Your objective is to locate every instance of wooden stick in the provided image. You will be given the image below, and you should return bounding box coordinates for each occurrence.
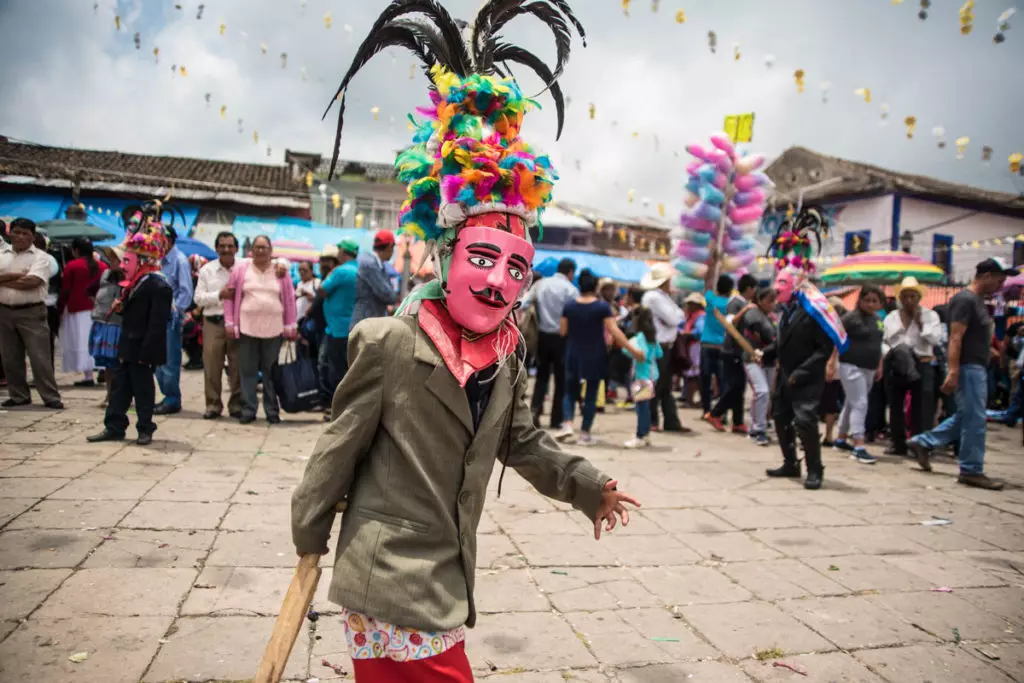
[713,307,761,360]
[254,554,322,683]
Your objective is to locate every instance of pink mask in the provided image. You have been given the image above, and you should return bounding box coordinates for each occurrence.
[446,218,534,334]
[120,251,141,285]
[774,268,801,304]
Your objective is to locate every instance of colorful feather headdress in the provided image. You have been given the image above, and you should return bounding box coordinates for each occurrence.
[767,206,830,273]
[323,0,583,244]
[120,198,182,263]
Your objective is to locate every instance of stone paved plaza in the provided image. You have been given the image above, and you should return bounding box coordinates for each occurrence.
[1,369,1023,682]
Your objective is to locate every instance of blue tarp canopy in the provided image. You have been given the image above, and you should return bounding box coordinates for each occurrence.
[230,216,377,257]
[532,249,651,284]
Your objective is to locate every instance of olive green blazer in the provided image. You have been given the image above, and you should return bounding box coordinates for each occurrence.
[291,315,610,632]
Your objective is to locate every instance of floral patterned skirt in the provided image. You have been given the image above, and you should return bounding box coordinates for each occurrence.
[342,608,465,661]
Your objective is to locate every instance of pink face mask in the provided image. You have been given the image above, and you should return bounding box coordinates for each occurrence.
[120,251,141,285]
[446,218,534,334]
[774,268,800,304]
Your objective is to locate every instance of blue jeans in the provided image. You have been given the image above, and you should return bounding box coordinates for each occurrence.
[911,364,987,475]
[155,313,183,409]
[636,399,653,438]
[699,345,724,415]
[564,367,600,432]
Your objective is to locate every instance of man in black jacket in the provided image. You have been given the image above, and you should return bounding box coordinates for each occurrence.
[763,207,847,490]
[88,219,173,446]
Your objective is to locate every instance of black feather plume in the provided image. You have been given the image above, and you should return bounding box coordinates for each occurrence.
[491,43,566,140]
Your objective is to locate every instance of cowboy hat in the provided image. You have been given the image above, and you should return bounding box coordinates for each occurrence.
[641,263,674,291]
[319,244,340,260]
[684,292,706,307]
[896,276,927,298]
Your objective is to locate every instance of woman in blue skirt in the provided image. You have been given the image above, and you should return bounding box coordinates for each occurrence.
[89,246,125,406]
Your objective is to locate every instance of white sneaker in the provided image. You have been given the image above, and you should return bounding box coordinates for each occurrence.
[554,424,575,442]
[624,437,650,449]
[577,433,596,446]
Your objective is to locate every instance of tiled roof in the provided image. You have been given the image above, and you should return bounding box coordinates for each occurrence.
[766,146,1024,217]
[0,140,308,197]
[317,158,398,183]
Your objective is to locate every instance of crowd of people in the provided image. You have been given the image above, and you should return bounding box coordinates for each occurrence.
[522,251,1021,492]
[0,215,403,441]
[1,212,1020,491]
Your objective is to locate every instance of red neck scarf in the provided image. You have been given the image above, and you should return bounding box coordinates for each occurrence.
[111,263,162,315]
[418,299,520,387]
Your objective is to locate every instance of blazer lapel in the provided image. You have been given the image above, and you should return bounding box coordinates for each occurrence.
[414,325,474,434]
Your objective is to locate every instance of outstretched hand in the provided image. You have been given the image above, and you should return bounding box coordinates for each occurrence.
[593,479,641,540]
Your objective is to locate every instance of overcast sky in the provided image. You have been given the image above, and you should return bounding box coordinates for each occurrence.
[1,0,1021,218]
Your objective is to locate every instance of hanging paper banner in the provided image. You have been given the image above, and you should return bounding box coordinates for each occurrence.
[723,113,755,143]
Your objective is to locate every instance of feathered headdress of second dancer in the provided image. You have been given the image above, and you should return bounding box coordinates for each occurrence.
[112,200,173,314]
[768,206,849,353]
[324,0,584,385]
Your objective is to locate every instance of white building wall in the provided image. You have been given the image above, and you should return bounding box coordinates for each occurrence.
[898,198,1024,283]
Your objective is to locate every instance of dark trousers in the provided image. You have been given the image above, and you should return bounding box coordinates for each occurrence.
[46,304,59,367]
[866,376,888,438]
[773,372,824,474]
[105,360,156,437]
[650,344,683,431]
[563,366,601,432]
[531,332,566,427]
[238,334,282,420]
[324,335,350,400]
[699,345,724,415]
[886,358,935,451]
[710,352,746,425]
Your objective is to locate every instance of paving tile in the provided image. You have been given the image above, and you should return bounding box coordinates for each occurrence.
[642,509,738,534]
[0,568,72,620]
[742,651,886,682]
[119,500,228,530]
[801,555,934,593]
[0,477,71,499]
[0,529,102,569]
[854,644,1014,683]
[720,559,849,600]
[220,502,291,530]
[143,615,307,681]
[466,611,597,670]
[614,606,719,660]
[0,459,96,478]
[35,567,196,617]
[533,566,659,612]
[498,510,597,535]
[774,505,870,528]
[206,527,300,567]
[161,462,250,484]
[871,591,1021,643]
[710,506,811,530]
[6,498,136,530]
[0,497,38,526]
[48,473,155,500]
[778,595,934,650]
[30,441,123,461]
[566,609,709,667]
[680,601,834,660]
[955,586,1024,628]
[91,461,175,480]
[823,525,932,556]
[950,521,1024,552]
[617,661,753,682]
[143,478,239,502]
[475,568,550,613]
[82,529,216,568]
[892,524,1001,552]
[597,534,702,566]
[515,533,617,567]
[229,479,295,504]
[752,528,859,558]
[477,532,527,569]
[883,552,1008,589]
[181,566,320,616]
[676,532,784,562]
[0,616,172,683]
[632,565,753,606]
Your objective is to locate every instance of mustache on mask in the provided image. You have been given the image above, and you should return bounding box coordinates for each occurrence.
[469,286,509,307]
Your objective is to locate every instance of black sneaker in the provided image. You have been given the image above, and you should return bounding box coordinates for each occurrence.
[766,463,801,478]
[907,441,932,472]
[804,471,824,490]
[86,430,125,443]
[833,439,856,452]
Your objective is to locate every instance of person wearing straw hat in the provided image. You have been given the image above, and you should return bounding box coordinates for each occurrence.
[908,258,1019,490]
[679,292,707,408]
[882,276,943,456]
[641,262,689,433]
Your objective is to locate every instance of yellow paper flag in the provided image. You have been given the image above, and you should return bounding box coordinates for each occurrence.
[675,10,686,23]
[723,113,755,143]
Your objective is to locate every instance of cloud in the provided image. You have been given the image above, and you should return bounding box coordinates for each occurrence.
[1,0,1021,219]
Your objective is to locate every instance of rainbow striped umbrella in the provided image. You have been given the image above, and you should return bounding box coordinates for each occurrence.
[820,251,946,285]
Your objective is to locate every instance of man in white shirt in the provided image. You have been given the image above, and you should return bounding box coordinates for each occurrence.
[0,218,63,409]
[641,263,688,433]
[882,277,943,455]
[522,258,578,428]
[192,231,242,420]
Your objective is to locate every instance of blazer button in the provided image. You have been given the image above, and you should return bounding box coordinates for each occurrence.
[459,490,472,506]
[460,532,468,546]
[465,452,475,466]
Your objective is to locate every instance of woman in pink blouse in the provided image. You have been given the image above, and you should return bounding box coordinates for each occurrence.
[223,235,297,424]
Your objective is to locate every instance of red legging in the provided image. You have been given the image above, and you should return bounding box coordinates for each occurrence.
[352,641,474,682]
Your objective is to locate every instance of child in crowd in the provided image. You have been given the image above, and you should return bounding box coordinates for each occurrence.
[625,307,663,449]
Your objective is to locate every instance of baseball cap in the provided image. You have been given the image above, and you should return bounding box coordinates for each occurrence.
[338,238,360,257]
[373,229,396,249]
[976,257,1020,277]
